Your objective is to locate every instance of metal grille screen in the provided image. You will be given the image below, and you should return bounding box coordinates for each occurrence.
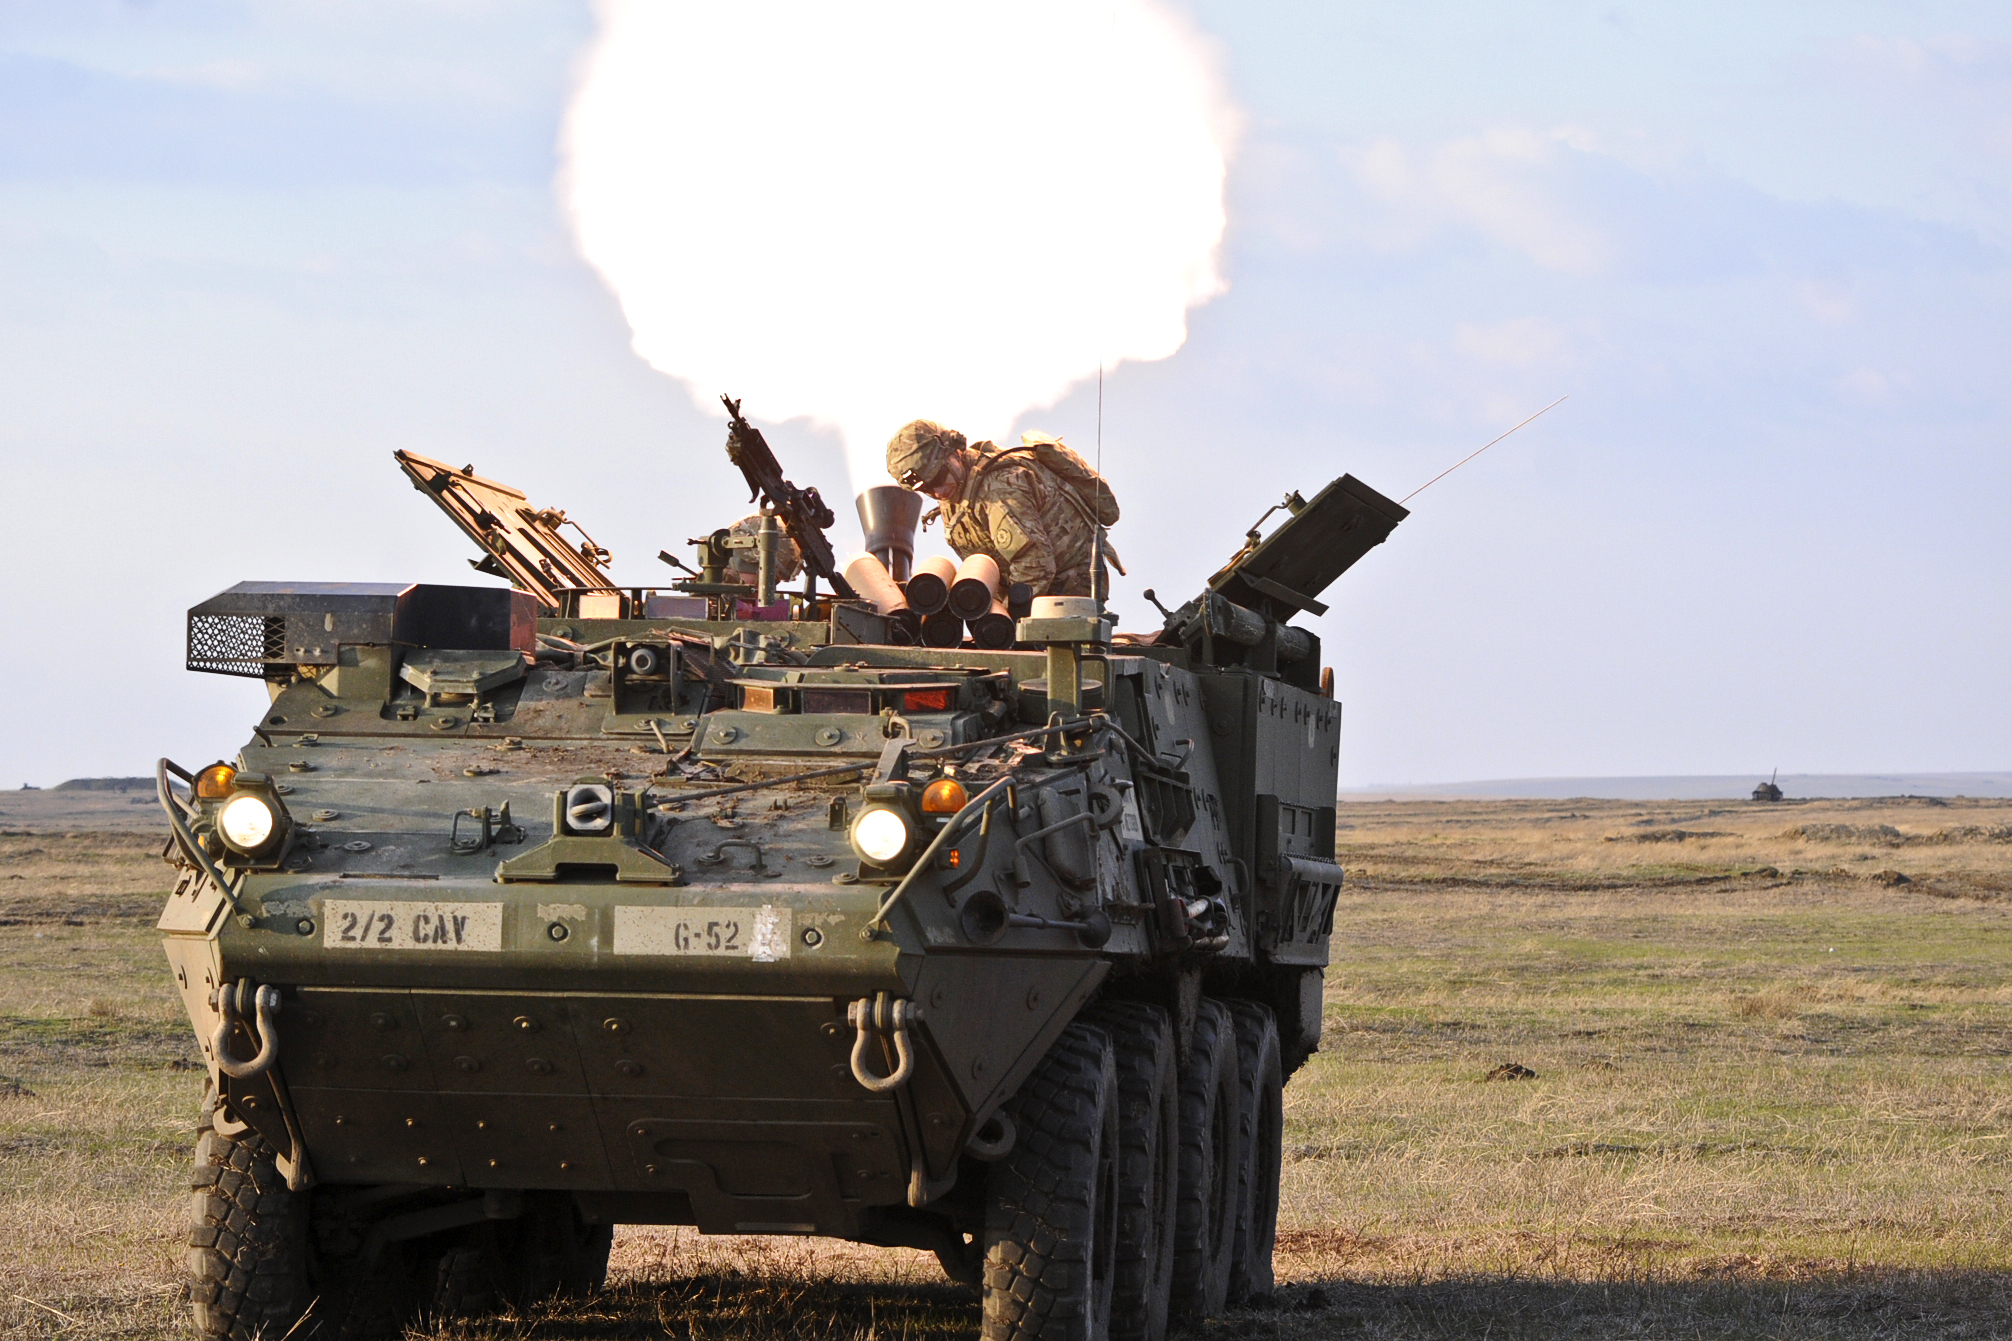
[187,613,287,678]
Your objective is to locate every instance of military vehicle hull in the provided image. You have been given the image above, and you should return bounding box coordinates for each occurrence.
[161,472,1403,1340]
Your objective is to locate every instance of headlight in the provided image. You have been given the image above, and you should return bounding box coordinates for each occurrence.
[851,807,912,865]
[218,794,278,853]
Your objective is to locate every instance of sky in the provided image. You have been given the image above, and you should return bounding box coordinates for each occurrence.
[1,1,2007,789]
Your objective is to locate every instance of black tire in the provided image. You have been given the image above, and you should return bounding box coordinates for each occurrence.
[982,1022,1120,1340]
[1082,1001,1179,1341]
[937,1233,984,1288]
[1225,1001,1283,1305]
[428,1240,499,1319]
[187,1096,416,1341]
[427,1192,611,1318]
[1168,998,1239,1322]
[187,1121,312,1340]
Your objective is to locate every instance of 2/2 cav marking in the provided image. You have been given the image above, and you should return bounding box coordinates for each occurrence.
[321,900,505,952]
[336,908,472,946]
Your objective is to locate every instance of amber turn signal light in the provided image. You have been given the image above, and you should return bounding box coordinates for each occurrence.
[194,763,237,800]
[919,778,968,815]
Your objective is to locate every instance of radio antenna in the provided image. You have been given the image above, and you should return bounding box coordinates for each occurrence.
[1399,395,1567,505]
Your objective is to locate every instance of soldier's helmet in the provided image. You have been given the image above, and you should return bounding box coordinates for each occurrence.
[725,514,804,583]
[886,420,966,492]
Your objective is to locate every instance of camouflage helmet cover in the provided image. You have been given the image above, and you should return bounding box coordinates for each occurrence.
[725,514,804,581]
[886,420,966,491]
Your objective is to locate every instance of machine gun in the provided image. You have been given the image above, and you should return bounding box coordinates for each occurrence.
[720,395,857,600]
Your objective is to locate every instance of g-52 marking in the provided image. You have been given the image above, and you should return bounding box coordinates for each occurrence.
[615,905,791,960]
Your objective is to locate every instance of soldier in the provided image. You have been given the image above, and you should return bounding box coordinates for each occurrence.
[885,420,1121,599]
[722,513,803,588]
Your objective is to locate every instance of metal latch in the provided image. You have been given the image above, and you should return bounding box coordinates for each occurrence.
[450,803,525,854]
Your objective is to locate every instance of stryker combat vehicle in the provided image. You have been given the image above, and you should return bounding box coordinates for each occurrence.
[158,409,1405,1340]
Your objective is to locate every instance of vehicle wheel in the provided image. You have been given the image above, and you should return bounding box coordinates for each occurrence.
[426,1191,610,1318]
[982,1021,1120,1340]
[1225,1000,1283,1305]
[428,1237,501,1319]
[1083,1001,1179,1341]
[1168,998,1238,1322]
[520,1191,613,1298]
[937,1231,984,1288]
[187,1120,311,1339]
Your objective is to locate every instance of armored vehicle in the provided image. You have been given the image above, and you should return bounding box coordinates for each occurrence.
[158,419,1405,1340]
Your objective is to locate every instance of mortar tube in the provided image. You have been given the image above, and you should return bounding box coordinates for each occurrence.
[856,486,922,583]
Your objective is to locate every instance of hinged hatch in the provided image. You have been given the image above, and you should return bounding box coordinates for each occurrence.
[1208,474,1408,619]
[395,450,617,613]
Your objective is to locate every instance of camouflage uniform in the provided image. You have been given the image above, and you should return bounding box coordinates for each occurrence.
[885,421,1110,598]
[943,449,1100,597]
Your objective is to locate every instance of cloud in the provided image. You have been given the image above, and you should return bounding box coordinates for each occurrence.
[1454,316,1568,367]
[1844,33,2006,82]
[1321,123,2003,290]
[1800,280,1856,324]
[1346,127,1616,274]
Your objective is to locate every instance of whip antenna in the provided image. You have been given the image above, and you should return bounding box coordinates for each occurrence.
[1399,395,1567,505]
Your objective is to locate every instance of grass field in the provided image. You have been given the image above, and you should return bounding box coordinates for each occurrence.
[3,794,2010,1337]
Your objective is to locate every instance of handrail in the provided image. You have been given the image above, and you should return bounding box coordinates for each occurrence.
[862,773,1018,939]
[155,758,246,920]
[649,717,1095,808]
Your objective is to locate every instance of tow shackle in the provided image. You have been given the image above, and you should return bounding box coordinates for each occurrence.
[845,991,924,1093]
[211,980,282,1080]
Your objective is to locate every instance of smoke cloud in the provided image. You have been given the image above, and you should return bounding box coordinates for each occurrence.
[561,1,1234,489]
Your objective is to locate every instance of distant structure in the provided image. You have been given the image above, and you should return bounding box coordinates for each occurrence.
[1752,768,1784,803]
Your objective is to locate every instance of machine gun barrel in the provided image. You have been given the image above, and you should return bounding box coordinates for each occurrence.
[720,394,858,600]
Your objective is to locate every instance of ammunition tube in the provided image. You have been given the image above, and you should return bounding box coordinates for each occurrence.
[841,552,920,643]
[904,555,958,617]
[920,610,966,648]
[948,554,1002,622]
[968,597,1016,649]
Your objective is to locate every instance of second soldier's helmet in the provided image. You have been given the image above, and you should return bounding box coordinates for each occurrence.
[886,420,966,491]
[725,514,804,583]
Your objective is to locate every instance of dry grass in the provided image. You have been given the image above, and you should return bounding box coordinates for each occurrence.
[1335,794,2012,899]
[4,797,2012,1337]
[0,830,178,925]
